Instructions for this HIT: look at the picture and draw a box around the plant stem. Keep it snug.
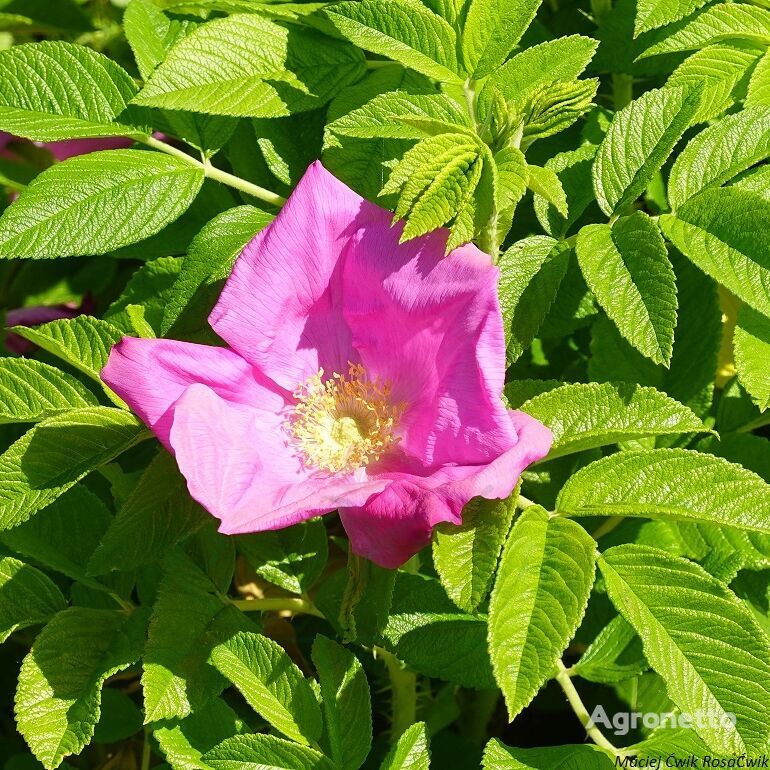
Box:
[554,659,626,756]
[463,78,477,129]
[377,647,418,743]
[612,74,633,110]
[141,135,286,208]
[591,515,625,541]
[516,493,536,510]
[230,596,325,618]
[141,727,151,770]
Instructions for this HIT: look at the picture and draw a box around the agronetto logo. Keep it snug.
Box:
[587,705,737,736]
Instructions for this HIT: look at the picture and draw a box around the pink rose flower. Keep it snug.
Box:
[102,162,552,568]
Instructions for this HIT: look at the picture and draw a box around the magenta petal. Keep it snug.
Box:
[169,384,389,533]
[40,137,134,161]
[341,222,514,467]
[340,410,552,568]
[101,337,283,448]
[209,161,368,390]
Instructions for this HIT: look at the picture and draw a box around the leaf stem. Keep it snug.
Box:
[554,659,627,756]
[141,726,151,770]
[376,646,418,743]
[141,135,286,208]
[591,515,625,540]
[230,596,325,618]
[611,73,633,111]
[516,493,537,510]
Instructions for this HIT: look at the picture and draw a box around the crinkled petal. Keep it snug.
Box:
[341,222,514,466]
[101,337,283,449]
[209,161,370,390]
[340,410,552,568]
[169,384,389,533]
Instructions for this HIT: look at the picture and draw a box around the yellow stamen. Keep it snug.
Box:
[289,363,404,473]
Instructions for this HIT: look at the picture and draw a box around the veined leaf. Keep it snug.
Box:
[311,635,372,770]
[327,92,470,140]
[0,556,66,643]
[747,49,770,107]
[488,507,595,720]
[0,408,146,531]
[639,3,770,59]
[635,0,710,35]
[0,359,98,424]
[593,86,700,216]
[154,698,244,770]
[1,485,112,586]
[483,739,614,769]
[462,0,541,78]
[599,544,770,753]
[557,448,770,532]
[203,734,333,770]
[520,382,707,460]
[668,45,761,124]
[498,237,570,363]
[659,187,770,318]
[236,519,328,595]
[525,165,567,218]
[571,616,647,684]
[0,150,204,259]
[15,607,147,769]
[576,213,676,364]
[143,552,254,722]
[380,722,430,770]
[668,107,770,209]
[0,41,145,141]
[734,305,770,411]
[134,13,365,117]
[433,495,515,614]
[88,451,208,575]
[323,0,460,83]
[210,631,322,746]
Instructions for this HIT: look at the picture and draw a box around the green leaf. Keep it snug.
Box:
[0,359,98,424]
[635,0,710,35]
[210,631,323,746]
[124,0,194,80]
[203,734,333,770]
[327,91,470,140]
[433,495,515,614]
[734,305,770,411]
[556,448,770,532]
[154,698,244,770]
[575,213,676,364]
[381,132,484,243]
[461,0,541,78]
[639,3,770,59]
[323,0,460,83]
[0,556,66,642]
[571,616,647,684]
[659,187,770,317]
[668,45,761,123]
[488,506,595,720]
[0,408,146,531]
[520,382,707,459]
[747,49,770,107]
[668,107,770,210]
[143,552,254,722]
[311,635,372,770]
[593,86,700,216]
[0,41,145,141]
[1,485,111,585]
[162,206,272,335]
[88,451,208,575]
[134,13,366,117]
[15,607,147,769]
[599,544,770,753]
[525,165,567,218]
[498,237,570,363]
[533,144,597,238]
[380,722,430,770]
[477,35,598,122]
[236,519,328,595]
[0,150,204,259]
[482,739,614,769]
[520,79,598,147]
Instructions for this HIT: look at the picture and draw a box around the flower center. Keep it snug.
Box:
[289,363,404,473]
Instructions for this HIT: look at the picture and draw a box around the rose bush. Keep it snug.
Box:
[0,0,769,768]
